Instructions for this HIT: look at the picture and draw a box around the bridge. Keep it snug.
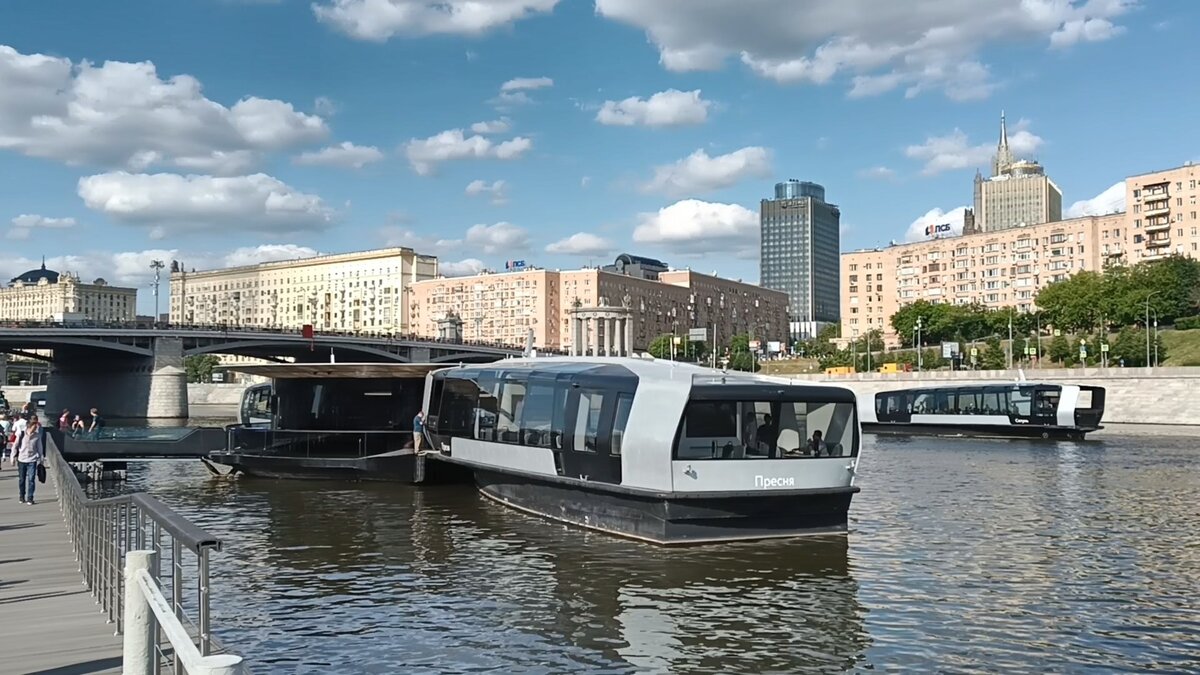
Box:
[0,324,529,420]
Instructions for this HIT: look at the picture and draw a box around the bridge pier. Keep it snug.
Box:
[46,336,189,422]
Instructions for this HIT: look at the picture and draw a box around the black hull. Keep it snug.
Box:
[473,468,857,546]
[208,452,418,481]
[862,422,1099,441]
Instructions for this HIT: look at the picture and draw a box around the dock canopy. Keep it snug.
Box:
[225,363,449,379]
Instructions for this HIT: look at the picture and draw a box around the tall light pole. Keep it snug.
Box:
[915,317,924,372]
[1145,291,1159,368]
[1150,308,1159,367]
[1007,307,1014,370]
[149,259,165,324]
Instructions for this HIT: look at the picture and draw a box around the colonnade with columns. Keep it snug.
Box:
[568,306,634,357]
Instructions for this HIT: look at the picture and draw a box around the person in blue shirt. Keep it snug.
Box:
[413,410,425,453]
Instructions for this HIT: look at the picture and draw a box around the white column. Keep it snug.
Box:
[607,317,617,356]
[123,550,157,675]
[624,317,633,356]
[590,317,600,357]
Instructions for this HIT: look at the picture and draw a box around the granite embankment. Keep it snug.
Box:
[4,383,249,419]
[785,366,1200,427]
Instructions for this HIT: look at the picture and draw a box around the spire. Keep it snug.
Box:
[40,255,45,270]
[992,109,1014,176]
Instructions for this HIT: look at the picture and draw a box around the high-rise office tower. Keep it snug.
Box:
[760,179,841,341]
[973,112,1062,232]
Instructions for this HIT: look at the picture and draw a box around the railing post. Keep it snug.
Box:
[123,550,158,675]
[199,546,211,656]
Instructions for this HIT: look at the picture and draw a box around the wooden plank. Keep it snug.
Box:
[0,467,123,674]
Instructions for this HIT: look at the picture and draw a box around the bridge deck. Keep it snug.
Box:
[0,467,123,674]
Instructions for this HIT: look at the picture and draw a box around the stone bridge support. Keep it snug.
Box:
[45,336,189,422]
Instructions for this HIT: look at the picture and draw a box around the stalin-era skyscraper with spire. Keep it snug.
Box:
[972,111,1062,232]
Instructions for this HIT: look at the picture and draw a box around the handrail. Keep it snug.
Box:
[46,433,243,672]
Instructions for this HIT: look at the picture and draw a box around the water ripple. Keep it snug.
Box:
[109,433,1200,673]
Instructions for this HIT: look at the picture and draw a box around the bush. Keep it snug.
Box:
[1174,315,1200,330]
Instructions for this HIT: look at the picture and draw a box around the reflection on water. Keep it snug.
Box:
[115,433,1200,673]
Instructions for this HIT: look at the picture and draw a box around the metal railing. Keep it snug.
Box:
[46,434,245,673]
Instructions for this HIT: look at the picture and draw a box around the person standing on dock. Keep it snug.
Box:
[87,407,104,438]
[413,410,425,453]
[15,414,43,505]
[0,413,10,466]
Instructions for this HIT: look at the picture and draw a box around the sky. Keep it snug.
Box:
[1,0,1197,314]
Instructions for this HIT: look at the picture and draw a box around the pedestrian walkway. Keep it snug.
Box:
[0,467,123,674]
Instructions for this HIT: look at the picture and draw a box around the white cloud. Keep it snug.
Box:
[8,214,77,240]
[77,171,334,235]
[858,166,896,180]
[440,258,486,277]
[904,206,969,242]
[293,142,384,169]
[641,146,771,197]
[404,128,532,175]
[905,122,1044,175]
[465,179,508,205]
[491,76,554,107]
[632,199,758,256]
[0,45,327,174]
[595,89,711,127]
[593,0,1134,99]
[1066,181,1126,218]
[379,227,458,253]
[463,221,529,254]
[545,232,611,256]
[223,244,320,267]
[470,118,511,134]
[313,0,559,40]
[500,76,553,92]
[580,176,591,188]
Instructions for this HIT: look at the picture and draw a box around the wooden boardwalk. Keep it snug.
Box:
[0,465,123,674]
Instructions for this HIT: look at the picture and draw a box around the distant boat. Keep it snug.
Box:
[859,382,1105,441]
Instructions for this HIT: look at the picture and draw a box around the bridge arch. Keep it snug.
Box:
[0,337,153,357]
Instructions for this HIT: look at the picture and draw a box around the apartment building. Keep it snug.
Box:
[842,213,1119,346]
[168,247,439,334]
[1124,163,1200,261]
[1,263,136,323]
[409,255,789,352]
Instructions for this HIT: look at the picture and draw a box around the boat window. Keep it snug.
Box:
[519,381,557,448]
[1011,387,1033,416]
[572,389,605,453]
[675,398,857,460]
[1034,389,1060,414]
[1076,389,1093,408]
[611,393,633,455]
[437,377,485,437]
[495,378,525,443]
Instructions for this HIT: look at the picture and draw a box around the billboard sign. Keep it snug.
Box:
[767,340,782,353]
[941,341,960,358]
[688,328,708,342]
[924,222,954,238]
[505,259,527,270]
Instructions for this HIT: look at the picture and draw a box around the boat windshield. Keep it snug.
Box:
[675,398,856,460]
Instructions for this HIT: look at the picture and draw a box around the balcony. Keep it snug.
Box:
[1145,219,1171,232]
[1146,237,1171,248]
[1143,201,1170,217]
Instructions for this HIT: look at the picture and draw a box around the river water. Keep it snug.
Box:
[109,433,1200,673]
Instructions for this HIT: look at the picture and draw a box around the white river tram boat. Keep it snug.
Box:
[859,382,1106,441]
[423,356,862,545]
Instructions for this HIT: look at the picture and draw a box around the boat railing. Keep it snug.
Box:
[45,435,245,673]
[224,426,413,458]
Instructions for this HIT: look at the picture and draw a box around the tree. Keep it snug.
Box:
[184,354,221,383]
[980,336,1007,370]
[726,333,760,372]
[648,334,705,361]
[1047,334,1071,364]
[1109,326,1146,367]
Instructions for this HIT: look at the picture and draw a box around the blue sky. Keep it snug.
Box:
[0,0,1195,313]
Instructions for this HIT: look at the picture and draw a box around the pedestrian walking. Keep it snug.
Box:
[16,414,44,505]
[59,408,71,432]
[88,408,105,438]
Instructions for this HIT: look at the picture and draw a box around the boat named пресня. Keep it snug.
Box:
[422,356,862,545]
[859,382,1105,440]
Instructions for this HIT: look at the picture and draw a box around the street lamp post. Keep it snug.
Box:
[914,317,924,372]
[1150,308,1159,367]
[1007,307,1014,370]
[1145,291,1159,368]
[149,259,165,324]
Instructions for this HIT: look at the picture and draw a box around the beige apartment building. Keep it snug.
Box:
[169,247,439,334]
[409,258,789,352]
[845,162,1200,346]
[1125,163,1200,261]
[842,213,1119,346]
[1,263,136,322]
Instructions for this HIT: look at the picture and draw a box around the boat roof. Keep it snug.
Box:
[874,381,1075,393]
[226,362,447,379]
